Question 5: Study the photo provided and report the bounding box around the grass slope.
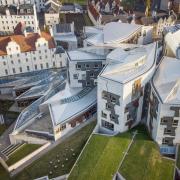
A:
[14,121,96,180]
[6,144,41,166]
[119,128,175,180]
[69,132,132,180]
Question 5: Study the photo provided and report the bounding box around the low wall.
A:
[0,142,50,173]
[8,142,50,172]
[9,133,49,145]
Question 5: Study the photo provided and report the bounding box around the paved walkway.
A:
[10,116,96,176]
[0,122,15,151]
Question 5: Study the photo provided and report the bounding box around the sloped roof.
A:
[0,32,55,56]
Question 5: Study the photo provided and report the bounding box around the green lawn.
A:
[14,121,96,180]
[68,132,132,180]
[119,128,175,180]
[62,0,87,5]
[6,144,41,166]
[0,165,10,180]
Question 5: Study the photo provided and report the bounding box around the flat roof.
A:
[0,32,55,56]
[153,56,180,104]
[68,46,112,61]
[100,43,156,83]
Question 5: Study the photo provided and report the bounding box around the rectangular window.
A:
[19,67,22,72]
[101,120,114,131]
[46,63,49,68]
[12,68,16,73]
[35,65,37,70]
[40,64,43,69]
[5,69,8,75]
[27,66,30,71]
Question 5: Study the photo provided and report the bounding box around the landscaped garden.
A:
[68,132,132,180]
[69,126,175,180]
[6,144,41,166]
[119,127,175,180]
[14,121,96,179]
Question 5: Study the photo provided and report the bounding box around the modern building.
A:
[0,31,66,77]
[44,0,61,26]
[0,4,38,34]
[97,43,157,134]
[9,46,113,143]
[147,56,180,146]
[164,24,180,59]
[50,23,77,51]
[67,46,111,88]
[83,22,153,47]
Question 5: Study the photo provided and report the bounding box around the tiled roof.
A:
[0,32,55,56]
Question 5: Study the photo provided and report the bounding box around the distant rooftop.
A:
[0,32,55,56]
[84,22,142,45]
[0,4,34,15]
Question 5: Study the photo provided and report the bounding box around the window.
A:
[86,64,90,68]
[18,59,21,63]
[3,61,6,66]
[76,64,81,69]
[39,56,42,59]
[19,67,22,72]
[34,57,36,60]
[86,82,90,86]
[60,124,66,131]
[90,73,94,77]
[60,62,62,67]
[12,68,16,73]
[26,58,28,62]
[39,50,41,53]
[173,120,178,126]
[101,111,107,118]
[40,64,43,69]
[35,64,37,70]
[16,47,18,50]
[101,120,114,131]
[111,97,116,103]
[17,54,19,57]
[53,62,56,67]
[73,74,78,79]
[27,66,30,71]
[46,63,49,68]
[94,64,98,68]
[11,60,14,64]
[5,69,8,75]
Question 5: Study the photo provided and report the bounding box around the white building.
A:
[0,0,45,12]
[44,0,61,26]
[0,4,39,33]
[83,22,153,47]
[164,24,180,59]
[0,31,67,77]
[97,43,157,134]
[50,23,77,51]
[67,46,111,88]
[147,56,180,146]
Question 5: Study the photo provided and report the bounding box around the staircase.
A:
[1,143,25,158]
